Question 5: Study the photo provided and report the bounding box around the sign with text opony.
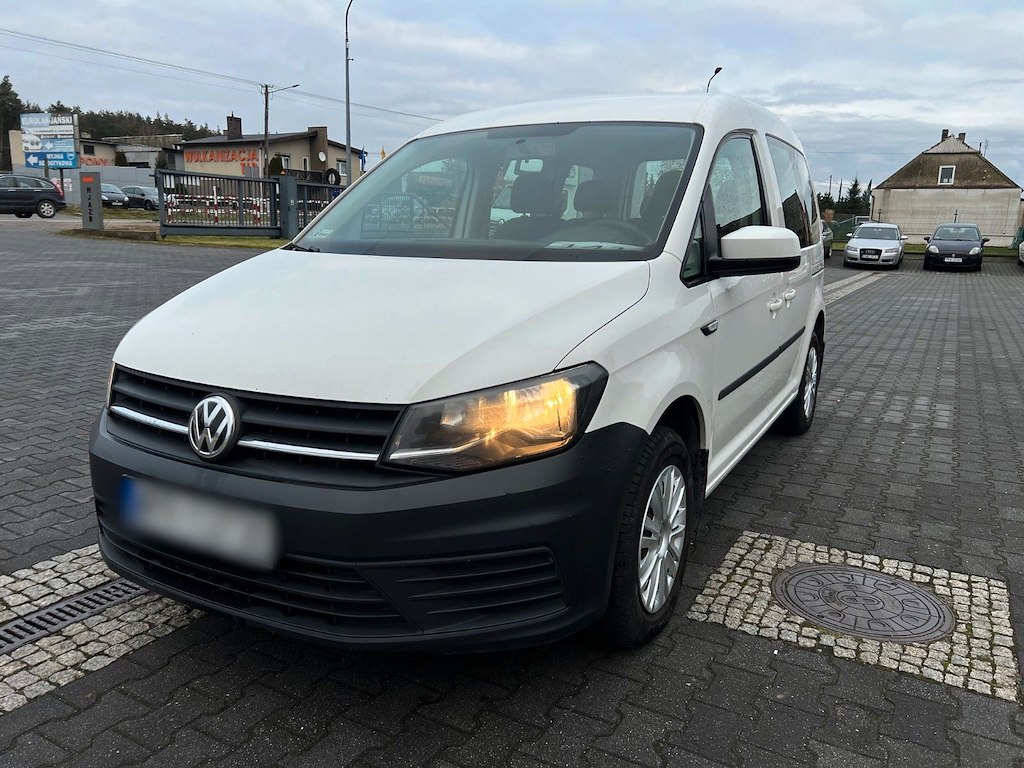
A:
[20,113,79,169]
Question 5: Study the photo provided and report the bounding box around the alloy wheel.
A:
[637,465,687,613]
[803,346,819,419]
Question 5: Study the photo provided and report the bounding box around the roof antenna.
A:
[706,67,723,93]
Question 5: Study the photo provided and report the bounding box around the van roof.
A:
[416,94,805,153]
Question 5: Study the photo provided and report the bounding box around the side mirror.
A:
[982,237,990,244]
[900,235,908,241]
[709,226,801,277]
[923,236,930,242]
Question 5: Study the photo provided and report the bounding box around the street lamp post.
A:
[262,83,300,177]
[706,67,723,93]
[345,0,356,187]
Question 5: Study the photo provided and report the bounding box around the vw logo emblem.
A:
[187,395,240,460]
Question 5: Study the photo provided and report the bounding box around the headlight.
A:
[927,245,939,254]
[969,246,982,255]
[101,195,109,201]
[384,363,607,472]
[844,245,855,253]
[883,248,899,255]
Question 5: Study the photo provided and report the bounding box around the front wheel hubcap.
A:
[803,346,819,419]
[638,465,687,614]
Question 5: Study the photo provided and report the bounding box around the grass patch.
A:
[64,205,157,221]
[61,228,289,249]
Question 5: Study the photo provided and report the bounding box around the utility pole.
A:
[262,83,300,177]
[345,0,357,187]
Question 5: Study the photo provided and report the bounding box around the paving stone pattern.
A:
[2,222,1024,766]
[688,531,1019,700]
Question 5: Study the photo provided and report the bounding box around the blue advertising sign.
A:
[25,152,79,169]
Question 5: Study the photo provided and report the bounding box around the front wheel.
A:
[36,200,57,219]
[779,330,822,435]
[144,200,155,211]
[600,426,697,648]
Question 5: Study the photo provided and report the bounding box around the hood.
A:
[848,237,900,250]
[115,250,650,404]
[929,238,981,255]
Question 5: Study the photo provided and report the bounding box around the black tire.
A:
[36,199,57,219]
[144,200,155,211]
[779,329,823,436]
[600,426,698,648]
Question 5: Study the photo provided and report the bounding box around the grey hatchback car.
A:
[843,222,907,268]
[924,223,987,271]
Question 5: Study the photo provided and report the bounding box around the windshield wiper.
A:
[283,242,320,252]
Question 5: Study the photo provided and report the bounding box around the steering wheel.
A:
[546,219,650,246]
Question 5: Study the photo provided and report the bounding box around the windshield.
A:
[933,225,980,241]
[140,186,158,195]
[854,226,897,240]
[102,184,123,193]
[297,122,700,261]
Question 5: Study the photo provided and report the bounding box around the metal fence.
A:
[156,169,343,238]
[297,181,342,230]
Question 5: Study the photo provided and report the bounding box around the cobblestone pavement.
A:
[2,219,1023,766]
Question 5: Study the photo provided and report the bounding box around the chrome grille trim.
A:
[110,405,381,462]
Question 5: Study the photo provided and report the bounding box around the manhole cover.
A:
[771,564,955,643]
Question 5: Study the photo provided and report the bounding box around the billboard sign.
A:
[20,113,79,169]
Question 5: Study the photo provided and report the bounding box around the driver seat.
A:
[494,173,564,241]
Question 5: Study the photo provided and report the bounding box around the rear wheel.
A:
[779,330,822,435]
[600,426,697,648]
[144,200,155,211]
[36,200,57,219]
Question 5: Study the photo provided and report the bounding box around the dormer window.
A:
[938,165,955,185]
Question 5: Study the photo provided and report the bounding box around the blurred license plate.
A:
[861,253,879,260]
[121,477,279,570]
[945,257,963,263]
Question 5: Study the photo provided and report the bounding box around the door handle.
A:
[783,288,796,307]
[767,298,784,314]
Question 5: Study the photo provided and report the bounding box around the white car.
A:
[90,94,826,651]
[1018,240,1023,266]
[843,222,907,268]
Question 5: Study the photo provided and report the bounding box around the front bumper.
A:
[844,250,900,265]
[924,253,981,269]
[90,412,647,651]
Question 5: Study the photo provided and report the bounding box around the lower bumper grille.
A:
[100,520,567,640]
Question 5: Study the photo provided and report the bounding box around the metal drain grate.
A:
[0,578,148,655]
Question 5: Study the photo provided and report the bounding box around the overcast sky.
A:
[2,0,1022,194]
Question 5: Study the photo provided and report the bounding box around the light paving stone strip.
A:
[824,272,887,305]
[687,530,1019,701]
[0,545,202,713]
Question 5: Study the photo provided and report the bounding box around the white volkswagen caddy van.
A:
[90,95,825,650]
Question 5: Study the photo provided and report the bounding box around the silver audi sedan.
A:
[843,222,907,269]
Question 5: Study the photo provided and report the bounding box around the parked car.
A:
[821,221,834,258]
[91,94,826,651]
[0,173,66,218]
[122,185,160,211]
[843,222,906,268]
[924,223,987,271]
[101,184,129,208]
[1018,241,1023,267]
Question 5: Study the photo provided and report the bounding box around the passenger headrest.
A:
[643,170,682,217]
[509,173,561,216]
[573,180,614,214]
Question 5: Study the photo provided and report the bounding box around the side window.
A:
[0,177,17,188]
[708,137,766,239]
[767,137,818,247]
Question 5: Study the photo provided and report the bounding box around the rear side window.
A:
[767,137,818,247]
[708,136,767,238]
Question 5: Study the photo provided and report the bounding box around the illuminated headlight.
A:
[969,246,982,255]
[927,245,939,254]
[384,363,607,472]
[883,248,899,255]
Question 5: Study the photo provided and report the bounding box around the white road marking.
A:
[825,272,887,305]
